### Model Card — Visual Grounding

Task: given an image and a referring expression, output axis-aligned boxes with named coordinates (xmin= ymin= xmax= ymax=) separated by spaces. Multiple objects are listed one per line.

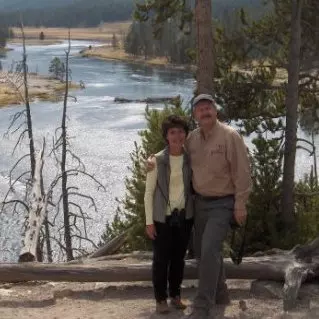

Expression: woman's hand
xmin=146 ymin=224 xmax=157 ymax=240
xmin=145 ymin=155 xmax=155 ymax=172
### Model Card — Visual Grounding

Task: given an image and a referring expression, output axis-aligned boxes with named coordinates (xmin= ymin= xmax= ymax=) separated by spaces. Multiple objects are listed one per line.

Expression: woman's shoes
xmin=156 ymin=297 xmax=187 ymax=314
xmin=170 ymin=296 xmax=187 ymax=310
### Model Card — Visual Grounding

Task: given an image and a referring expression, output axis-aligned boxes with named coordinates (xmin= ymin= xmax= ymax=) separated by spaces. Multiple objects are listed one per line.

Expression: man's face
xmin=193 ymin=100 xmax=217 ymax=127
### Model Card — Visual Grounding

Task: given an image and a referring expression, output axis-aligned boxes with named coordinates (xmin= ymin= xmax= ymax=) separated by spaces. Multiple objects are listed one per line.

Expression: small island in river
xmin=0 ymin=71 xmax=81 ymax=107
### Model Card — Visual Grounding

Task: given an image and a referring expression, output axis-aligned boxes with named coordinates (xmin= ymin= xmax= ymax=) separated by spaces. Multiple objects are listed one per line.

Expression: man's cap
xmin=192 ymin=94 xmax=215 ymax=108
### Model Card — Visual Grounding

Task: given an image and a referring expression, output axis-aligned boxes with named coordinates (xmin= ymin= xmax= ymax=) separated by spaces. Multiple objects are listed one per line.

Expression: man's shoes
xmin=156 ymin=300 xmax=170 ymax=314
xmin=184 ymin=308 xmax=209 ymax=319
xmin=170 ymin=296 xmax=187 ymax=310
xmin=216 ymin=290 xmax=231 ymax=305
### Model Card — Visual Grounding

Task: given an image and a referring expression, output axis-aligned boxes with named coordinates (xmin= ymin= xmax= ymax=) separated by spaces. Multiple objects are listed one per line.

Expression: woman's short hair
xmin=161 ymin=115 xmax=189 ymax=141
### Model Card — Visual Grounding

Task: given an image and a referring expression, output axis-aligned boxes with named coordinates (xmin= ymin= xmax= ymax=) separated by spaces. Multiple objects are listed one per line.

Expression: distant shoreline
xmin=6 ymin=24 xmax=195 ymax=72
xmin=11 ymin=22 xmax=131 ymax=42
xmin=8 ymin=38 xmax=64 ymax=46
xmin=80 ymin=46 xmax=195 ymax=72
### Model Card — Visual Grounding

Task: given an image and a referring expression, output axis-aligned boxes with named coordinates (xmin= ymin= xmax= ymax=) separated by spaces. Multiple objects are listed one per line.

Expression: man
xmin=185 ymin=94 xmax=252 ymax=318
xmin=147 ymin=93 xmax=252 ymax=318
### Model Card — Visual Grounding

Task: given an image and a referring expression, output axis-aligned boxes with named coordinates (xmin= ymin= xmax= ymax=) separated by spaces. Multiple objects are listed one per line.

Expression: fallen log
xmin=1 ymin=254 xmax=317 ymax=283
xmin=88 ymin=230 xmax=130 ymax=259
xmin=114 ymin=96 xmax=179 ymax=104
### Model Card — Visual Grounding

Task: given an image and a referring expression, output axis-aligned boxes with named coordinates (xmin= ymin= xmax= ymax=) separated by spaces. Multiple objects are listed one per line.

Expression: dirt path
xmin=0 ymin=280 xmax=318 ymax=319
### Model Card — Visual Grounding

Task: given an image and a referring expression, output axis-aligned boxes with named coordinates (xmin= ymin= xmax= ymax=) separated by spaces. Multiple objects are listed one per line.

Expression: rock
xmin=53 ymin=289 xmax=74 ymax=299
xmin=239 ymin=300 xmax=248 ymax=311
xmin=250 ymin=280 xmax=284 ymax=299
xmin=302 ymin=306 xmax=319 ymax=319
xmin=298 ymin=283 xmax=319 ymax=299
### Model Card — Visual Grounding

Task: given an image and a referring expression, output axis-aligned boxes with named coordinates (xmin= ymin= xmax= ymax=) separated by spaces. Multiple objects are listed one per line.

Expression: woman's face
xmin=166 ymin=127 xmax=186 ymax=148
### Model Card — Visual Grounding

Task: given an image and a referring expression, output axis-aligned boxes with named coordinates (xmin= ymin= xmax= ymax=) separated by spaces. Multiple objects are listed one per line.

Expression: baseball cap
xmin=192 ymin=94 xmax=215 ymax=108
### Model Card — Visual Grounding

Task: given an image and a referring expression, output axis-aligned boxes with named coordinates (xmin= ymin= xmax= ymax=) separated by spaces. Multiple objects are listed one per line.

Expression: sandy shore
xmin=80 ymin=46 xmax=195 ymax=72
xmin=8 ymin=39 xmax=64 ymax=46
xmin=0 ymin=71 xmax=81 ymax=107
xmin=0 ymin=47 xmax=13 ymax=54
xmin=11 ymin=22 xmax=130 ymax=42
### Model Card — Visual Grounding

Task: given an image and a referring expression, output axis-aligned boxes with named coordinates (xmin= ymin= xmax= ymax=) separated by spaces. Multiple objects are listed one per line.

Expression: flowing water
xmin=0 ymin=40 xmax=315 ymax=261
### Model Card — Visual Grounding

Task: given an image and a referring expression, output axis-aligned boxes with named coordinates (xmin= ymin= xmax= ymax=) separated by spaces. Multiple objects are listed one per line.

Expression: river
xmin=0 ymin=40 xmax=315 ymax=261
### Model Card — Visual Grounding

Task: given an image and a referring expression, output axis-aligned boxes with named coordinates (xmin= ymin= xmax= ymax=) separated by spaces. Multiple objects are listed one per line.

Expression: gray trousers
xmin=193 ymin=195 xmax=234 ymax=311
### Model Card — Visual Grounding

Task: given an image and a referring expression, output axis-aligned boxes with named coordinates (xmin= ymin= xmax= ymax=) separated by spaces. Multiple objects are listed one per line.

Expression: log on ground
xmin=0 ymin=254 xmax=310 ymax=283
xmin=114 ymin=96 xmax=180 ymax=104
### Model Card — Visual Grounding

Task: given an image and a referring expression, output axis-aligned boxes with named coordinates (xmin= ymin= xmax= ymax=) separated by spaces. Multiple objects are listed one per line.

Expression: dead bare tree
xmin=61 ymin=30 xmax=73 ymax=261
xmin=49 ymin=30 xmax=106 ymax=261
xmin=20 ymin=22 xmax=36 ymax=178
xmin=0 ymin=25 xmax=100 ymax=263
xmin=0 ymin=21 xmax=43 ymax=262
xmin=19 ymin=140 xmax=48 ymax=262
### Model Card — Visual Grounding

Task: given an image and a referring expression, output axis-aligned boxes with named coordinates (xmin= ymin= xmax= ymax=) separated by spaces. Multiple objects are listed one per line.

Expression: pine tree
xmin=241 ymin=0 xmax=319 ymax=230
xmin=111 ymin=33 xmax=119 ymax=49
xmin=0 ymin=26 xmax=9 ymax=48
xmin=101 ymin=99 xmax=188 ymax=251
xmin=48 ymin=57 xmax=66 ymax=82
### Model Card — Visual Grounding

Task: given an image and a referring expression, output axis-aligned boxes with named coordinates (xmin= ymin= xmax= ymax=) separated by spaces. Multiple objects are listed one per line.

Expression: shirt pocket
xmin=208 ymin=144 xmax=228 ymax=176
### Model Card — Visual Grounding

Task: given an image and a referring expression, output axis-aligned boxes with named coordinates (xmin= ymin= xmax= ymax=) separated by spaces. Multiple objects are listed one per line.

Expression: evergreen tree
xmin=48 ymin=57 xmax=66 ymax=82
xmin=0 ymin=26 xmax=9 ymax=48
xmin=101 ymin=99 xmax=188 ymax=250
xmin=104 ymin=0 xmax=319 ymax=253
xmin=241 ymin=0 xmax=319 ymax=230
xmin=111 ymin=33 xmax=119 ymax=49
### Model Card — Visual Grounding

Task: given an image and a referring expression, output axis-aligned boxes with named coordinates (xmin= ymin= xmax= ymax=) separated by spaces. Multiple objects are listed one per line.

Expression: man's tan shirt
xmin=186 ymin=120 xmax=252 ymax=210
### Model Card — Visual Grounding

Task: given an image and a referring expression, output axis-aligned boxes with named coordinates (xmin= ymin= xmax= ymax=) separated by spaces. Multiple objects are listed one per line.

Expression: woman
xmin=144 ymin=115 xmax=194 ymax=314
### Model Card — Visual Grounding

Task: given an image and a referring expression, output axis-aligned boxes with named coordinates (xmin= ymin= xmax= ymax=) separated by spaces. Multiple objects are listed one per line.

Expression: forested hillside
xmin=0 ymin=0 xmax=267 ymax=27
xmin=0 ymin=0 xmax=74 ymax=11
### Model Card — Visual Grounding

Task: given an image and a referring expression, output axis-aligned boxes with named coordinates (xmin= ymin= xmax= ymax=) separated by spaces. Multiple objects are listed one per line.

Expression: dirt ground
xmin=0 ymin=279 xmax=318 ymax=319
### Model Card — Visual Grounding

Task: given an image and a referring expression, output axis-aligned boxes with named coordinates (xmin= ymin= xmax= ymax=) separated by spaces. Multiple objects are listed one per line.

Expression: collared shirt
xmin=185 ymin=120 xmax=252 ymax=210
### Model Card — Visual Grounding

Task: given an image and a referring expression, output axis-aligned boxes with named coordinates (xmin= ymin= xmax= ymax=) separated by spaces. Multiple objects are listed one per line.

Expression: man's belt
xmin=195 ymin=193 xmax=234 ymax=201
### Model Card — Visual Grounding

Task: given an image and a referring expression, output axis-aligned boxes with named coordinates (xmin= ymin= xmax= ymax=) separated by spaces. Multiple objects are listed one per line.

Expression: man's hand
xmin=145 ymin=155 xmax=155 ymax=172
xmin=146 ymin=224 xmax=157 ymax=240
xmin=233 ymin=208 xmax=247 ymax=227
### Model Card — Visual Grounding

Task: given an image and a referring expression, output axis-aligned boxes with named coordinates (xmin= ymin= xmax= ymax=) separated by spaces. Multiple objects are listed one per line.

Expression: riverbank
xmin=11 ymin=22 xmax=130 ymax=42
xmin=0 ymin=47 xmax=13 ymax=54
xmin=0 ymin=72 xmax=81 ymax=107
xmin=8 ymin=39 xmax=64 ymax=46
xmin=80 ymin=46 xmax=195 ymax=72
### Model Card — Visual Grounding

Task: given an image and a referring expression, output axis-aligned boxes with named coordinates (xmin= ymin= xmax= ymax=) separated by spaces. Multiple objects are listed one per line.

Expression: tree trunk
xmin=44 ymin=217 xmax=53 ymax=263
xmin=19 ymin=146 xmax=46 ymax=262
xmin=281 ymin=0 xmax=303 ymax=227
xmin=10 ymin=238 xmax=319 ymax=311
xmin=1 ymin=254 xmax=318 ymax=284
xmin=20 ymin=22 xmax=36 ymax=179
xmin=61 ymin=31 xmax=73 ymax=261
xmin=195 ymin=0 xmax=214 ymax=94
xmin=88 ymin=230 xmax=129 ymax=259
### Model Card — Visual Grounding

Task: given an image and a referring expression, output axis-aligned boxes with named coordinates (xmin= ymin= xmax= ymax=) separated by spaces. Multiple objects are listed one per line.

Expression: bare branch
xmin=9 ymin=154 xmax=30 ymax=180
xmin=68 ymin=192 xmax=98 ymax=212
xmin=66 ymin=169 xmax=106 ymax=191
xmin=12 ymin=129 xmax=28 ymax=155
xmin=1 ymin=200 xmax=29 ymax=213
